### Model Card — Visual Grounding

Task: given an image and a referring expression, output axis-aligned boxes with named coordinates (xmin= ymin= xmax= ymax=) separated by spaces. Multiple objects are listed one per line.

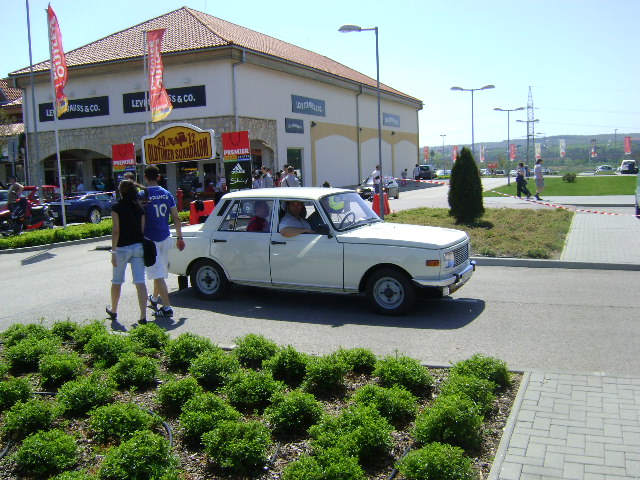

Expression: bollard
xmin=176 ymin=189 xmax=183 ymax=211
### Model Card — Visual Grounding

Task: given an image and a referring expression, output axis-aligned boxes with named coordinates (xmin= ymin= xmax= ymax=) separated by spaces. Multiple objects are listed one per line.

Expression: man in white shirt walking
xmin=533 ymin=159 xmax=545 ymax=201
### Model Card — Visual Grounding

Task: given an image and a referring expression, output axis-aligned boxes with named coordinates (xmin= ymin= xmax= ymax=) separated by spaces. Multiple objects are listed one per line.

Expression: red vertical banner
xmin=590 ymin=139 xmax=597 ymax=158
xmin=452 ymin=145 xmax=459 ymax=162
xmin=47 ymin=5 xmax=68 ymax=118
xmin=509 ymin=143 xmax=516 ymax=160
xmin=147 ymin=29 xmax=173 ymax=122
xmin=624 ymin=136 xmax=632 ymax=155
xmin=560 ymin=139 xmax=566 ymax=158
xmin=423 ymin=146 xmax=429 ymax=161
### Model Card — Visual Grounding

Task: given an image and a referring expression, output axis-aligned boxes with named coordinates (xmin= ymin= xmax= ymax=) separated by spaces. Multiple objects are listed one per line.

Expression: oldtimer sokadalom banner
xmin=47 ymin=4 xmax=68 ymax=118
xmin=147 ymin=29 xmax=173 ymax=122
xmin=222 ymin=131 xmax=252 ymax=191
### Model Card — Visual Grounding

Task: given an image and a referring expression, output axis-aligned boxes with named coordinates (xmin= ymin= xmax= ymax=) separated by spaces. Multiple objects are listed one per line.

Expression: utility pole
xmin=516 ymin=87 xmax=539 ymax=165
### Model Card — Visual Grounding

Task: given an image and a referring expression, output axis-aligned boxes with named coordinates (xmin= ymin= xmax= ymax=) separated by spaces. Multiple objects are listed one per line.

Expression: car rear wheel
xmin=366 ymin=267 xmax=416 ymax=315
xmin=87 ymin=208 xmax=101 ymax=224
xmin=190 ymin=258 xmax=228 ymax=300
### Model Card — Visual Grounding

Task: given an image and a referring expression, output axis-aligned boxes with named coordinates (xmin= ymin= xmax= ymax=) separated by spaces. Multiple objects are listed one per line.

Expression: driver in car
xmin=279 ymin=201 xmax=314 ymax=237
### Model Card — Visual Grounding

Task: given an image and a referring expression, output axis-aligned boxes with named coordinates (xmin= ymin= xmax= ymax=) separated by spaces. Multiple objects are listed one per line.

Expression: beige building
xmin=7 ymin=7 xmax=422 ymax=195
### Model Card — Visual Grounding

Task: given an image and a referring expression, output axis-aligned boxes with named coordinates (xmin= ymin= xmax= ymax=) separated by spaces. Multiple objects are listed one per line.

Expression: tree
xmin=448 ymin=146 xmax=484 ymax=224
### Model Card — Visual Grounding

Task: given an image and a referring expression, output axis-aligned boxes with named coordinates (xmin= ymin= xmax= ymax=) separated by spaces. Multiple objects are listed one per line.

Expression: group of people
xmin=253 ymin=165 xmax=301 ymax=188
xmin=106 ymin=165 xmax=185 ymax=325
xmin=515 ymin=159 xmax=545 ymax=201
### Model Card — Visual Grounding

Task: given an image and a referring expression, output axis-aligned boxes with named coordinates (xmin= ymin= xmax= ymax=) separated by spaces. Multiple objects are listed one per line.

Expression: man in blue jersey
xmin=142 ymin=165 xmax=185 ymax=319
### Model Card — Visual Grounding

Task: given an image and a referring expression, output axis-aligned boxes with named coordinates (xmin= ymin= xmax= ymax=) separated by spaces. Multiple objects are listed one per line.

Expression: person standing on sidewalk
xmin=372 ymin=165 xmax=381 ymax=194
xmin=412 ymin=164 xmax=420 ymax=182
xmin=142 ymin=165 xmax=185 ymax=319
xmin=516 ymin=162 xmax=532 ymax=199
xmin=533 ymin=159 xmax=545 ymax=200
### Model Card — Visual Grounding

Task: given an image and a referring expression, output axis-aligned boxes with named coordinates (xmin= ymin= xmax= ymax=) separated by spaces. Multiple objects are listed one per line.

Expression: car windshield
xmin=319 ymin=192 xmax=381 ymax=231
xmin=362 ymin=176 xmax=393 ymax=186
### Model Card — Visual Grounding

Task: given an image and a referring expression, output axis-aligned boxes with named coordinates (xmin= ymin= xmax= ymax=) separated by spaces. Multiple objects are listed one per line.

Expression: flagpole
xmin=46 ymin=6 xmax=66 ymax=227
xmin=26 ymin=0 xmax=43 ymax=188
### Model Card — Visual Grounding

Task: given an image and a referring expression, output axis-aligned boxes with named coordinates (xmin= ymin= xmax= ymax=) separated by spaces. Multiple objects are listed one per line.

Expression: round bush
xmin=335 ymin=347 xmax=377 ymax=375
xmin=51 ymin=472 xmax=96 ymax=480
xmin=352 ymin=384 xmax=417 ymax=427
xmin=439 ymin=374 xmax=496 ymax=415
xmin=202 ymin=419 xmax=272 ymax=474
xmin=0 ymin=323 xmax=53 ymax=347
xmin=179 ymin=392 xmax=242 ymax=444
xmin=450 ymin=354 xmax=512 ymax=390
xmin=396 ymin=442 xmax=478 ymax=480
xmin=301 ymin=354 xmax=349 ymax=396
xmin=233 ymin=333 xmax=279 ymax=369
xmin=51 ymin=321 xmax=79 ymax=342
xmin=373 ymin=355 xmax=433 ymax=395
xmin=3 ymin=398 xmax=56 ymax=438
xmin=188 ymin=349 xmax=241 ymax=390
xmin=265 ymin=389 xmax=324 ymax=435
xmin=263 ymin=345 xmax=309 ymax=387
xmin=165 ymin=333 xmax=217 ymax=371
xmin=71 ymin=320 xmax=109 ymax=349
xmin=15 ymin=429 xmax=78 ymax=476
xmin=108 ymin=352 xmax=159 ymax=389
xmin=5 ymin=337 xmax=61 ymax=372
xmin=57 ymin=375 xmax=116 ymax=416
xmin=89 ymin=402 xmax=160 ymax=443
xmin=0 ymin=360 xmax=8 ymax=380
xmin=39 ymin=351 xmax=86 ymax=389
xmin=0 ymin=377 xmax=33 ymax=411
xmin=413 ymin=394 xmax=484 ymax=450
xmin=127 ymin=323 xmax=170 ymax=351
xmin=84 ymin=333 xmax=137 ymax=368
xmin=283 ymin=448 xmax=364 ymax=480
xmin=98 ymin=430 xmax=177 ymax=480
xmin=156 ymin=376 xmax=202 ymax=413
xmin=223 ymin=370 xmax=284 ymax=413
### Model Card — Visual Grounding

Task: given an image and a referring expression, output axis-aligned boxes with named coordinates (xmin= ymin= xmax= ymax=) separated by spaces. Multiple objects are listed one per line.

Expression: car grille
xmin=452 ymin=243 xmax=469 ymax=267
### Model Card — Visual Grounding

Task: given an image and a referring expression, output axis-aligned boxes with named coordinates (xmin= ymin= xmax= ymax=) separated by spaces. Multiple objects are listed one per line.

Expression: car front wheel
xmin=88 ymin=207 xmax=101 ymax=224
xmin=190 ymin=259 xmax=228 ymax=300
xmin=366 ymin=267 xmax=416 ymax=315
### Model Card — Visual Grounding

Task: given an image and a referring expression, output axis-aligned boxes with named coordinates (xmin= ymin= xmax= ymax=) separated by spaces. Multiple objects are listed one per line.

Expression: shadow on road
xmin=168 ymin=285 xmax=484 ymax=330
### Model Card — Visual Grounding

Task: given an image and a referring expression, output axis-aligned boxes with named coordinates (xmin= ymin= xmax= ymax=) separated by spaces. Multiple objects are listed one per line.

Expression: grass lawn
xmin=387 ymin=207 xmax=574 ymax=259
xmin=483 ymin=174 xmax=637 ymax=197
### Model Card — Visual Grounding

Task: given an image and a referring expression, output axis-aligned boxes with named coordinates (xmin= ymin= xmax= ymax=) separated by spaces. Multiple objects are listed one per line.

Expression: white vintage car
xmin=168 ymin=188 xmax=475 ymax=315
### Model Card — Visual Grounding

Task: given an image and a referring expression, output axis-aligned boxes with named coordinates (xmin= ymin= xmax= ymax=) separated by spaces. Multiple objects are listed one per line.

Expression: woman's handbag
xmin=143 ymin=238 xmax=157 ymax=267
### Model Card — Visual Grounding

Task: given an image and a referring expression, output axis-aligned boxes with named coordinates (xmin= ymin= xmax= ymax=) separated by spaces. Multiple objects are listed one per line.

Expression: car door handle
xmin=271 ymin=241 xmax=286 ymax=245
xmin=212 ymin=239 xmax=227 ymax=243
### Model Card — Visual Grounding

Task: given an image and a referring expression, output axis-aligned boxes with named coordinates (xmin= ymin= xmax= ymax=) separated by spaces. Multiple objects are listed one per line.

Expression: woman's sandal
xmin=138 ymin=318 xmax=147 ymax=324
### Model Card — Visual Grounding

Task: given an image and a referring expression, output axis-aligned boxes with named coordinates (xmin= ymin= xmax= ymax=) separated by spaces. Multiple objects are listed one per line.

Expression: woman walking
xmin=515 ymin=162 xmax=532 ymax=199
xmin=106 ymin=179 xmax=148 ymax=324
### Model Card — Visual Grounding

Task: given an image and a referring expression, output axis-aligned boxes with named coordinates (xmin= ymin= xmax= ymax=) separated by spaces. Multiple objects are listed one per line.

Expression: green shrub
xmin=0 ymin=377 xmax=33 ymax=411
xmin=89 ymin=402 xmax=160 ymax=443
xmin=413 ymin=394 xmax=484 ymax=450
xmin=71 ymin=320 xmax=109 ymax=349
xmin=373 ymin=355 xmax=433 ymax=396
xmin=98 ymin=430 xmax=178 ymax=480
xmin=448 ymin=146 xmax=485 ymax=223
xmin=179 ymin=392 xmax=242 ymax=444
xmin=3 ymin=398 xmax=57 ymax=438
xmin=439 ymin=374 xmax=496 ymax=415
xmin=15 ymin=429 xmax=78 ymax=476
xmin=301 ymin=354 xmax=349 ymax=396
xmin=0 ymin=219 xmax=112 ymax=250
xmin=0 ymin=322 xmax=53 ymax=347
xmin=264 ymin=389 xmax=324 ymax=435
xmin=51 ymin=472 xmax=96 ymax=480
xmin=127 ymin=323 xmax=170 ymax=351
xmin=396 ymin=442 xmax=478 ymax=480
xmin=335 ymin=347 xmax=377 ymax=375
xmin=5 ymin=336 xmax=60 ymax=372
xmin=233 ymin=333 xmax=279 ymax=369
xmin=352 ymin=384 xmax=417 ymax=427
xmin=84 ymin=333 xmax=137 ymax=368
xmin=39 ymin=351 xmax=86 ymax=389
xmin=156 ymin=376 xmax=202 ymax=413
xmin=450 ymin=354 xmax=512 ymax=390
xmin=51 ymin=320 xmax=79 ymax=342
xmin=57 ymin=375 xmax=116 ymax=416
xmin=263 ymin=345 xmax=309 ymax=387
xmin=165 ymin=333 xmax=217 ymax=371
xmin=283 ymin=448 xmax=364 ymax=480
xmin=562 ymin=172 xmax=577 ymax=183
xmin=201 ymin=419 xmax=272 ymax=474
xmin=109 ymin=352 xmax=159 ymax=389
xmin=188 ymin=349 xmax=241 ymax=390
xmin=0 ymin=360 xmax=8 ymax=379
xmin=310 ymin=404 xmax=393 ymax=464
xmin=223 ymin=369 xmax=284 ymax=413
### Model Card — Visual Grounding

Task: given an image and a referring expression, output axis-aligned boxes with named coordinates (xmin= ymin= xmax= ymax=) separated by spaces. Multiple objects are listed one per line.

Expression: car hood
xmin=337 ymin=222 xmax=468 ymax=249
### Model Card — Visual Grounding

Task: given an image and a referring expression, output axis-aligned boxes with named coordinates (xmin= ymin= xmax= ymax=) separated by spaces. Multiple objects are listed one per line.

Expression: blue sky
xmin=3 ymin=0 xmax=639 ymax=151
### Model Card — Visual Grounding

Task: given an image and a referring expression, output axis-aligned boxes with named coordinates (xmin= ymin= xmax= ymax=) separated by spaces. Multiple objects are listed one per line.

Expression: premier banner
xmin=47 ymin=5 xmax=68 ymax=118
xmin=222 ymin=131 xmax=252 ymax=192
xmin=147 ymin=29 xmax=172 ymax=122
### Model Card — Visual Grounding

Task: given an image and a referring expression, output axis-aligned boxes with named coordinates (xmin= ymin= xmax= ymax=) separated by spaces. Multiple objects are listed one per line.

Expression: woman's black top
xmin=111 ymin=199 xmax=144 ymax=247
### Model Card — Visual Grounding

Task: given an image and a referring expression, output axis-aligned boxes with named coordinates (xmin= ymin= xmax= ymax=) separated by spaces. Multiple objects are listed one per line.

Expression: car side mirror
xmin=316 ymin=223 xmax=332 ymax=237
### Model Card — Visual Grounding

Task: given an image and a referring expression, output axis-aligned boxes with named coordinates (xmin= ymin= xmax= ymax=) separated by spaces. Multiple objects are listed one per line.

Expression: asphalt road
xmin=1 ymin=240 xmax=638 ymax=375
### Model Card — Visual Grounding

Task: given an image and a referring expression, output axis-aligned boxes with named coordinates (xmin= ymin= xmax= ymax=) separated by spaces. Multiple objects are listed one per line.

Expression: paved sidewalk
xmin=490 ymin=371 xmax=640 ymax=480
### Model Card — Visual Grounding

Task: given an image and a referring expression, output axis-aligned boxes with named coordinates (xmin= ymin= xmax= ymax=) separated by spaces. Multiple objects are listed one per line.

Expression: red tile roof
xmin=9 ymin=7 xmax=420 ymax=104
xmin=0 ymin=79 xmax=22 ymax=104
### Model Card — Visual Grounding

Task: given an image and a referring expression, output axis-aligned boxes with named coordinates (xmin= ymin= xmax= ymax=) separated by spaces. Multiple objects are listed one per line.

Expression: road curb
xmin=0 ymin=235 xmax=111 ymax=255
xmin=472 ymin=256 xmax=640 ymax=271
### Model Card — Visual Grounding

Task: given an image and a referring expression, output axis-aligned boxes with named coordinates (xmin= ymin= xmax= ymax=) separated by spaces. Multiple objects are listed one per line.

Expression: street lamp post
xmin=440 ymin=134 xmax=446 ymax=173
xmin=450 ymin=84 xmax=495 ymax=161
xmin=614 ymin=128 xmax=618 ymax=163
xmin=339 ymin=24 xmax=385 ymax=219
xmin=494 ymin=107 xmax=524 ymax=186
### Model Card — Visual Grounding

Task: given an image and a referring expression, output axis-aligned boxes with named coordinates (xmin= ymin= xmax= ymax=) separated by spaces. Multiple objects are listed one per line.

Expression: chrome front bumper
xmin=413 ymin=261 xmax=476 ymax=294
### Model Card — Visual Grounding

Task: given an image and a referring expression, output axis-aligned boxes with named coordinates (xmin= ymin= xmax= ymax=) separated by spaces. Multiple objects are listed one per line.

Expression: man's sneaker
xmin=105 ymin=306 xmax=117 ymax=320
xmin=535 ymin=195 xmax=542 ymax=201
xmin=148 ymin=295 xmax=159 ymax=309
xmin=153 ymin=306 xmax=174 ymax=317
xmin=138 ymin=318 xmax=147 ymax=325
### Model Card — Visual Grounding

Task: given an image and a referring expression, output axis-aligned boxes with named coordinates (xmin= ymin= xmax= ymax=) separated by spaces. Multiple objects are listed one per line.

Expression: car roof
xmin=222 ymin=187 xmax=353 ymax=200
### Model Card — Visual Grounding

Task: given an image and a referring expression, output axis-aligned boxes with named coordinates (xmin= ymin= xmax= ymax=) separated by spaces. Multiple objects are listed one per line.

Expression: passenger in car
xmin=279 ymin=200 xmax=314 ymax=237
xmin=246 ymin=200 xmax=271 ymax=232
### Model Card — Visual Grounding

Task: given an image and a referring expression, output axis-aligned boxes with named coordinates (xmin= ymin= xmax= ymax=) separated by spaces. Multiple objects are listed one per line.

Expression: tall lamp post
xmin=339 ymin=24 xmax=385 ymax=219
xmin=440 ymin=134 xmax=446 ymax=172
xmin=493 ymin=107 xmax=524 ymax=186
xmin=450 ymin=84 xmax=495 ymax=161
xmin=614 ymin=128 xmax=618 ymax=163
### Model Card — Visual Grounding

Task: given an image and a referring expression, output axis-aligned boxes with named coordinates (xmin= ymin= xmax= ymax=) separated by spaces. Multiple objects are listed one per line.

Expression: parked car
xmin=49 ymin=191 xmax=116 ymax=224
xmin=168 ymin=188 xmax=475 ymax=315
xmin=509 ymin=169 xmax=518 ymax=177
xmin=355 ymin=176 xmax=399 ymax=200
xmin=495 ymin=169 xmax=506 ymax=176
xmin=436 ymin=169 xmax=451 ymax=176
xmin=0 ymin=186 xmax=42 ymax=212
xmin=595 ymin=165 xmax=614 ymax=174
xmin=417 ymin=164 xmax=437 ymax=180
xmin=618 ymin=160 xmax=638 ymax=174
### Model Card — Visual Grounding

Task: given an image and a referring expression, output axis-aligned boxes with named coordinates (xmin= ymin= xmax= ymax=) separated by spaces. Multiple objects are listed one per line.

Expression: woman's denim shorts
xmin=112 ymin=243 xmax=145 ymax=285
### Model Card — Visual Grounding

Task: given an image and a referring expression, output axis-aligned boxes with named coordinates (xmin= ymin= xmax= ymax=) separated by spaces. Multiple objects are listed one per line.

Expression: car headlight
xmin=443 ymin=251 xmax=455 ymax=269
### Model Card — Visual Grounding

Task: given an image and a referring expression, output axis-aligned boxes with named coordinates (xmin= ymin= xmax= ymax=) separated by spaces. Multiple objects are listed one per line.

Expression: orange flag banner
xmin=47 ymin=4 xmax=68 ymax=117
xmin=147 ymin=29 xmax=172 ymax=122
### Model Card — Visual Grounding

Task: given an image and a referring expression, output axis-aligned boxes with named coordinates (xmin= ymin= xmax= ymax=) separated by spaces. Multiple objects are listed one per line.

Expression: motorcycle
xmin=0 ymin=198 xmax=55 ymax=236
